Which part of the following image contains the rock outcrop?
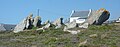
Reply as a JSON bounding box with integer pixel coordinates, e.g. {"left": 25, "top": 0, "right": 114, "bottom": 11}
{"left": 86, "top": 8, "right": 110, "bottom": 25}
{"left": 13, "top": 18, "right": 28, "bottom": 33}
{"left": 63, "top": 20, "right": 81, "bottom": 34}
{"left": 25, "top": 14, "right": 33, "bottom": 29}
{"left": 42, "top": 23, "right": 51, "bottom": 29}
{"left": 33, "top": 16, "right": 41, "bottom": 27}
{"left": 64, "top": 20, "right": 77, "bottom": 30}
{"left": 79, "top": 23, "right": 88, "bottom": 28}
{"left": 13, "top": 14, "right": 34, "bottom": 33}
{"left": 13, "top": 14, "right": 42, "bottom": 33}
{"left": 53, "top": 17, "right": 63, "bottom": 29}
{"left": 52, "top": 17, "right": 63, "bottom": 26}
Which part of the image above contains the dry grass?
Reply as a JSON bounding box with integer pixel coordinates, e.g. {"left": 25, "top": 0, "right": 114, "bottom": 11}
{"left": 0, "top": 24, "right": 120, "bottom": 47}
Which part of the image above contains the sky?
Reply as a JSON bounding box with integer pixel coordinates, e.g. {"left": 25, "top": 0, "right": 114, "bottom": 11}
{"left": 0, "top": 0, "right": 120, "bottom": 24}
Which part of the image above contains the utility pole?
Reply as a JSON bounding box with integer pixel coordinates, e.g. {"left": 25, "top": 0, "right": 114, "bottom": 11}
{"left": 37, "top": 9, "right": 39, "bottom": 16}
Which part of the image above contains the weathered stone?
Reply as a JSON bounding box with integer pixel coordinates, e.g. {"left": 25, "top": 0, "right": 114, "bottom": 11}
{"left": 55, "top": 24, "right": 62, "bottom": 29}
{"left": 64, "top": 20, "right": 77, "bottom": 29}
{"left": 52, "top": 17, "right": 63, "bottom": 29}
{"left": 36, "top": 23, "right": 51, "bottom": 31}
{"left": 79, "top": 23, "right": 88, "bottom": 28}
{"left": 33, "top": 16, "right": 41, "bottom": 27}
{"left": 101, "top": 34, "right": 108, "bottom": 39}
{"left": 67, "top": 30, "right": 80, "bottom": 34}
{"left": 42, "top": 23, "right": 51, "bottom": 29}
{"left": 52, "top": 17, "right": 63, "bottom": 26}
{"left": 44, "top": 20, "right": 50, "bottom": 25}
{"left": 79, "top": 39, "right": 88, "bottom": 47}
{"left": 89, "top": 34, "right": 98, "bottom": 38}
{"left": 13, "top": 18, "right": 27, "bottom": 33}
{"left": 13, "top": 14, "right": 33, "bottom": 33}
{"left": 86, "top": 8, "right": 110, "bottom": 25}
{"left": 26, "top": 14, "right": 33, "bottom": 29}
{"left": 63, "top": 20, "right": 80, "bottom": 34}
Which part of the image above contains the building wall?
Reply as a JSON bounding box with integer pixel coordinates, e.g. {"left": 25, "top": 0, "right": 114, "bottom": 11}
{"left": 70, "top": 17, "right": 86, "bottom": 23}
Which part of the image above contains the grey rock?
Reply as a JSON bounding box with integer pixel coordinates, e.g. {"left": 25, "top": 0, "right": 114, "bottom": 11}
{"left": 67, "top": 30, "right": 80, "bottom": 34}
{"left": 13, "top": 14, "right": 33, "bottom": 33}
{"left": 33, "top": 16, "right": 41, "bottom": 27}
{"left": 13, "top": 18, "right": 27, "bottom": 33}
{"left": 79, "top": 23, "right": 88, "bottom": 28}
{"left": 86, "top": 8, "right": 110, "bottom": 25}
{"left": 55, "top": 24, "right": 62, "bottom": 29}
{"left": 89, "top": 34, "right": 98, "bottom": 38}
{"left": 52, "top": 17, "right": 63, "bottom": 29}
{"left": 63, "top": 20, "right": 79, "bottom": 34}
{"left": 26, "top": 14, "right": 33, "bottom": 29}
{"left": 44, "top": 20, "right": 50, "bottom": 25}
{"left": 53, "top": 17, "right": 63, "bottom": 26}
{"left": 64, "top": 20, "right": 77, "bottom": 29}
{"left": 36, "top": 23, "right": 51, "bottom": 31}
{"left": 78, "top": 39, "right": 88, "bottom": 47}
{"left": 42, "top": 23, "right": 51, "bottom": 29}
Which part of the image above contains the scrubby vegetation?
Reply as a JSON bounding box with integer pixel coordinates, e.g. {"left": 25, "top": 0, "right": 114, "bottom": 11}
{"left": 0, "top": 24, "right": 120, "bottom": 47}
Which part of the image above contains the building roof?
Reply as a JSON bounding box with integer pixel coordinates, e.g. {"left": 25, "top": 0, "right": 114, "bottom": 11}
{"left": 71, "top": 10, "right": 90, "bottom": 18}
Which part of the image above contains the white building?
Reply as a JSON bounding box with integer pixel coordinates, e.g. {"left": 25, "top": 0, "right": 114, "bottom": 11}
{"left": 116, "top": 17, "right": 120, "bottom": 22}
{"left": 70, "top": 9, "right": 92, "bottom": 23}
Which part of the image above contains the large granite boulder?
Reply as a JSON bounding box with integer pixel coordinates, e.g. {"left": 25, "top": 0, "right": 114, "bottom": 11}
{"left": 79, "top": 23, "right": 88, "bottom": 28}
{"left": 42, "top": 23, "right": 51, "bottom": 29}
{"left": 13, "top": 18, "right": 27, "bottom": 33}
{"left": 36, "top": 23, "right": 51, "bottom": 31}
{"left": 53, "top": 17, "right": 63, "bottom": 26}
{"left": 64, "top": 20, "right": 77, "bottom": 30}
{"left": 86, "top": 8, "right": 110, "bottom": 25}
{"left": 13, "top": 14, "right": 33, "bottom": 33}
{"left": 33, "top": 16, "right": 41, "bottom": 27}
{"left": 26, "top": 14, "right": 33, "bottom": 29}
{"left": 63, "top": 20, "right": 80, "bottom": 34}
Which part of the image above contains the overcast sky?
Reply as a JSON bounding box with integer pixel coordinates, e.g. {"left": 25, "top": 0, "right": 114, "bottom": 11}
{"left": 0, "top": 0, "right": 120, "bottom": 24}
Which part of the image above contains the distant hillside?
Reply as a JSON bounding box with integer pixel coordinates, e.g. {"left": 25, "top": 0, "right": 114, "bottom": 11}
{"left": 0, "top": 24, "right": 16, "bottom": 31}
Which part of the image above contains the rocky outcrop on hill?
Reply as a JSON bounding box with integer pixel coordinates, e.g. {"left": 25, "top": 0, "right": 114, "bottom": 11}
{"left": 64, "top": 20, "right": 77, "bottom": 30}
{"left": 53, "top": 17, "right": 63, "bottom": 29}
{"left": 13, "top": 15, "right": 32, "bottom": 33}
{"left": 13, "top": 8, "right": 110, "bottom": 33}
{"left": 86, "top": 8, "right": 110, "bottom": 25}
{"left": 33, "top": 16, "right": 41, "bottom": 27}
{"left": 13, "top": 14, "right": 42, "bottom": 33}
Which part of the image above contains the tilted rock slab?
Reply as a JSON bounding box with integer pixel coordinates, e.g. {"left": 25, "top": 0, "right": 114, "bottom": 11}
{"left": 86, "top": 8, "right": 110, "bottom": 25}
{"left": 13, "top": 14, "right": 33, "bottom": 33}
